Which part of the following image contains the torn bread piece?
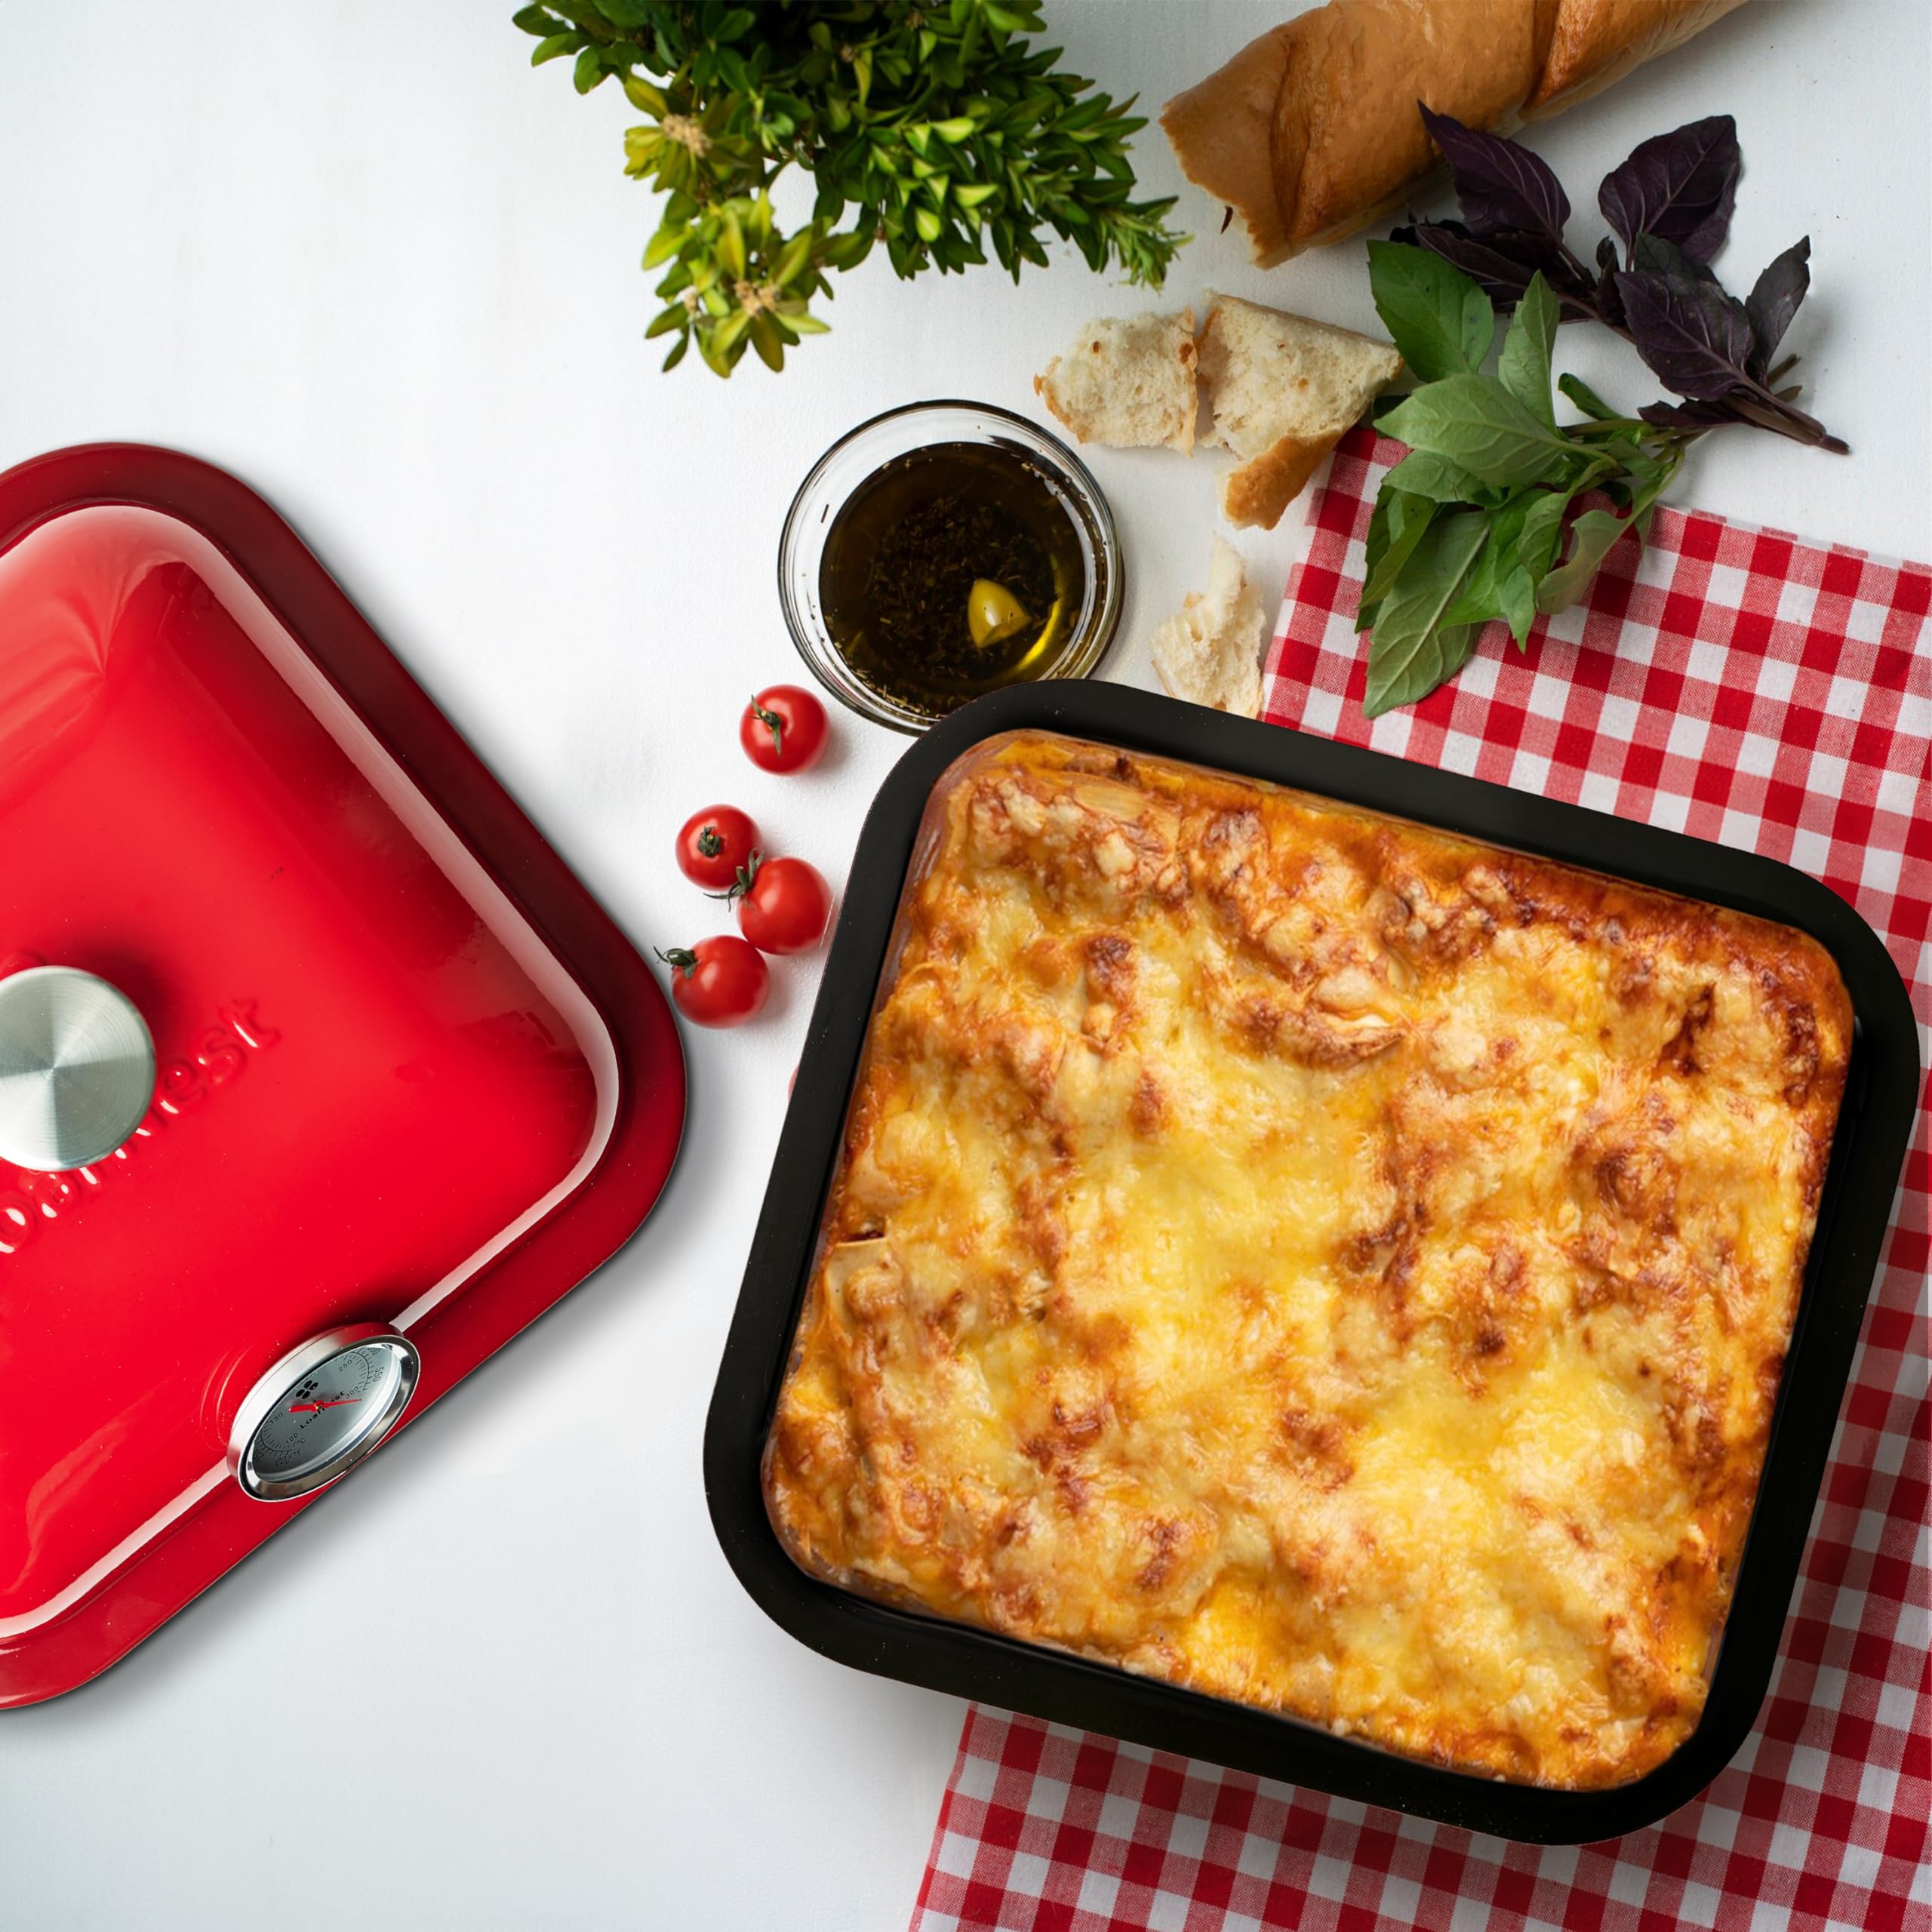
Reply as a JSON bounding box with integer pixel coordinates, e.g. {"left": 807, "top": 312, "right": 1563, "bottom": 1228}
{"left": 1149, "top": 536, "right": 1268, "bottom": 718}
{"left": 1035, "top": 309, "right": 1198, "bottom": 454}
{"left": 1198, "top": 295, "right": 1402, "bottom": 528}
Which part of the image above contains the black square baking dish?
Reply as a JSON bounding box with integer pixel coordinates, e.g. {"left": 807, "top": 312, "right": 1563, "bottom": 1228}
{"left": 704, "top": 679, "right": 1918, "bottom": 1844}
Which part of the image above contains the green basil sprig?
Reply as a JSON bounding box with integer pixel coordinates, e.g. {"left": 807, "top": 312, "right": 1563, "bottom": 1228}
{"left": 1358, "top": 245, "right": 1688, "bottom": 718}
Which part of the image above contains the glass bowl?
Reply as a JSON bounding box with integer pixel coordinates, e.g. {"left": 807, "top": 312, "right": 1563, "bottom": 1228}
{"left": 777, "top": 399, "right": 1123, "bottom": 734}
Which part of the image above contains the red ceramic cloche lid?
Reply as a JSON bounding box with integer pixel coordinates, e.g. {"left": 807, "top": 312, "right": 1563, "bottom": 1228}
{"left": 0, "top": 445, "right": 685, "bottom": 1706}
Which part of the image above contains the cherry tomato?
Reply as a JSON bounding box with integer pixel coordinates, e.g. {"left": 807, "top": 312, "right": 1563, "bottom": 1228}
{"left": 675, "top": 804, "right": 760, "bottom": 890}
{"left": 741, "top": 686, "right": 829, "bottom": 774}
{"left": 731, "top": 854, "right": 832, "bottom": 955}
{"left": 654, "top": 936, "right": 769, "bottom": 1027}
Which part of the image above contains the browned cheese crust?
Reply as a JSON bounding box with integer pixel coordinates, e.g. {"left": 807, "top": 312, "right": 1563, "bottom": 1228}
{"left": 764, "top": 733, "right": 1848, "bottom": 1788}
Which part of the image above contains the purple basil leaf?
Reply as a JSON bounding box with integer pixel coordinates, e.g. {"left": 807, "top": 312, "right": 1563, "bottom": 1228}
{"left": 1598, "top": 115, "right": 1740, "bottom": 263}
{"left": 1594, "top": 235, "right": 1625, "bottom": 327}
{"left": 1392, "top": 219, "right": 1530, "bottom": 307}
{"left": 1632, "top": 232, "right": 1718, "bottom": 285}
{"left": 1419, "top": 104, "right": 1570, "bottom": 242}
{"left": 1617, "top": 269, "right": 1755, "bottom": 401}
{"left": 1488, "top": 230, "right": 1593, "bottom": 307}
{"left": 1638, "top": 398, "right": 1736, "bottom": 431}
{"left": 1398, "top": 219, "right": 1586, "bottom": 315}
{"left": 1744, "top": 236, "right": 1810, "bottom": 378}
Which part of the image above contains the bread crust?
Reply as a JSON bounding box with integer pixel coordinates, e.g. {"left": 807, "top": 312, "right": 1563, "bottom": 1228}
{"left": 1221, "top": 433, "right": 1340, "bottom": 530}
{"left": 1528, "top": 0, "right": 1747, "bottom": 112}
{"left": 1159, "top": 27, "right": 1297, "bottom": 264}
{"left": 1164, "top": 0, "right": 1749, "bottom": 263}
{"left": 1278, "top": 0, "right": 1540, "bottom": 254}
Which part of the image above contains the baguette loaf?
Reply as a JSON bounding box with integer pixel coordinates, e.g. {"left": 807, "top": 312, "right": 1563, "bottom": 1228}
{"left": 1162, "top": 0, "right": 1749, "bottom": 266}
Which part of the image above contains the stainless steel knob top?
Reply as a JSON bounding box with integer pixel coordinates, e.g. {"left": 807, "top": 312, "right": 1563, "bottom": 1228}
{"left": 0, "top": 966, "right": 157, "bottom": 1171}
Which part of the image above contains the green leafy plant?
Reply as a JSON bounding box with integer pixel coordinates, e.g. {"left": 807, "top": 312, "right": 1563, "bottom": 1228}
{"left": 513, "top": 0, "right": 1184, "bottom": 376}
{"left": 1358, "top": 110, "right": 1841, "bottom": 718}
{"left": 1360, "top": 251, "right": 1689, "bottom": 717}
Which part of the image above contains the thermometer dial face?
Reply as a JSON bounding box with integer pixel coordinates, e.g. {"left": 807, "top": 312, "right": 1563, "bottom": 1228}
{"left": 233, "top": 1331, "right": 419, "bottom": 1500}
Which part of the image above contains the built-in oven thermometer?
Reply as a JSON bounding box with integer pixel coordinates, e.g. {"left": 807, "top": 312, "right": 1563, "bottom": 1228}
{"left": 229, "top": 1327, "right": 420, "bottom": 1501}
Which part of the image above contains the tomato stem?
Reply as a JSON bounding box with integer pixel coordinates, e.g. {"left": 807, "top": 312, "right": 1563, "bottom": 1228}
{"left": 705, "top": 850, "right": 763, "bottom": 903}
{"left": 696, "top": 825, "right": 724, "bottom": 859}
{"left": 751, "top": 697, "right": 784, "bottom": 754}
{"left": 654, "top": 946, "right": 699, "bottom": 977}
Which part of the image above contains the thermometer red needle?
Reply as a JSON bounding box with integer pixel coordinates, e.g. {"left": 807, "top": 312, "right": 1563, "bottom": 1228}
{"left": 288, "top": 1396, "right": 362, "bottom": 1414}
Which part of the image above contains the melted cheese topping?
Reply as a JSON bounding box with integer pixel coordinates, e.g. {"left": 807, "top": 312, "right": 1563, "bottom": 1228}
{"left": 764, "top": 733, "right": 1850, "bottom": 1789}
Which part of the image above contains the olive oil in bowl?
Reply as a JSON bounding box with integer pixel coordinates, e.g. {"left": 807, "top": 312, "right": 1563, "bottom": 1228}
{"left": 819, "top": 441, "right": 1088, "bottom": 715}
{"left": 779, "top": 403, "right": 1121, "bottom": 732}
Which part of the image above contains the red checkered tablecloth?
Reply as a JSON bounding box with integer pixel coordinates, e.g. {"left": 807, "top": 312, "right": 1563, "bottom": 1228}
{"left": 912, "top": 428, "right": 1932, "bottom": 1932}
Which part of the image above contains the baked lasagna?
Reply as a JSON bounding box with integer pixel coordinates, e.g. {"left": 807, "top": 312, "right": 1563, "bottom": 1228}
{"left": 764, "top": 731, "right": 1849, "bottom": 1789}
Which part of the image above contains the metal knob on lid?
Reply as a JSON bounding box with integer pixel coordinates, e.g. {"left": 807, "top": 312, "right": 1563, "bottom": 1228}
{"left": 0, "top": 965, "right": 157, "bottom": 1172}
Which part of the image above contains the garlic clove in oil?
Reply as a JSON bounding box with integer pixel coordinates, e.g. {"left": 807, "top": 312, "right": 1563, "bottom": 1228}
{"left": 967, "top": 578, "right": 1032, "bottom": 650}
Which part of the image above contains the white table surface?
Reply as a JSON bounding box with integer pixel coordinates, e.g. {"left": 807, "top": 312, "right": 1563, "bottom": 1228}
{"left": 1, "top": 3, "right": 1925, "bottom": 1926}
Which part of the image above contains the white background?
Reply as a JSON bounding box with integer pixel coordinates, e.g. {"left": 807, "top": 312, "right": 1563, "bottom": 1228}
{"left": 1, "top": 4, "right": 1926, "bottom": 1927}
